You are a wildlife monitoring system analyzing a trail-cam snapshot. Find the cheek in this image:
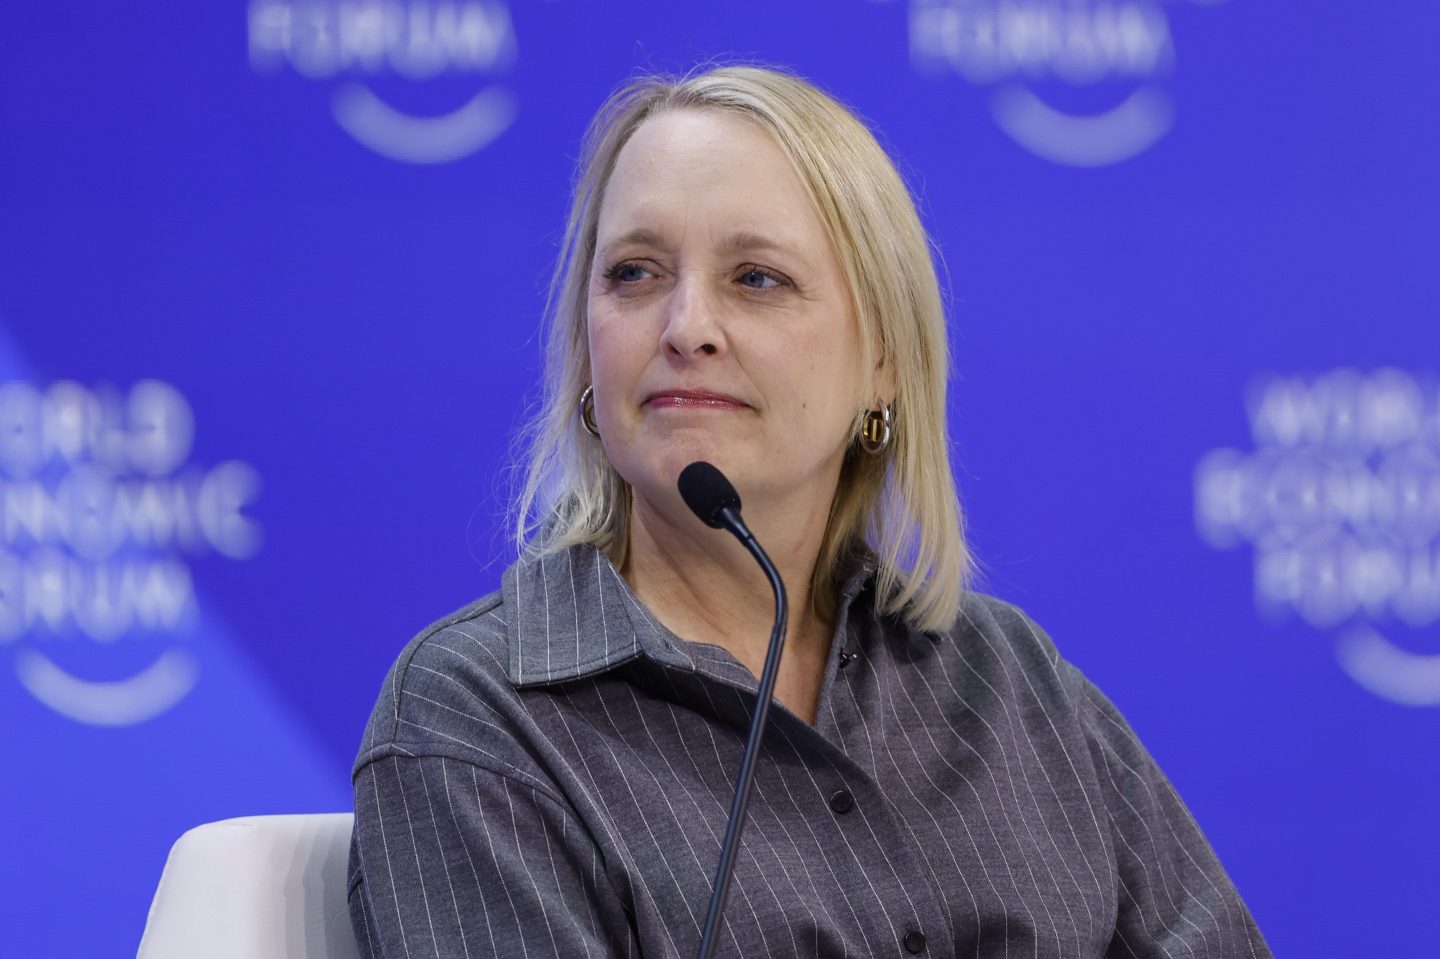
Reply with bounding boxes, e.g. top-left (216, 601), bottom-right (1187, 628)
top-left (775, 341), bottom-right (860, 434)
top-left (802, 321), bottom-right (863, 397)
top-left (585, 304), bottom-right (629, 377)
top-left (586, 305), bottom-right (655, 415)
